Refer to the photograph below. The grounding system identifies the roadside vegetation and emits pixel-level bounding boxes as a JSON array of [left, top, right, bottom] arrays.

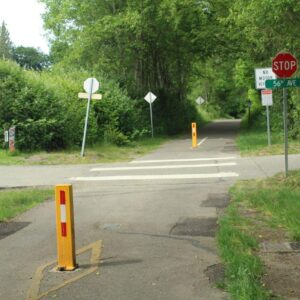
[[0, 188, 53, 221], [237, 117, 300, 156], [236, 81, 300, 156], [218, 170, 300, 299], [2, 2, 300, 159], [0, 137, 167, 165]]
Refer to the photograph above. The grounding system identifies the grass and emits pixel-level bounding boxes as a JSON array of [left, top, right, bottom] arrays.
[[0, 137, 168, 165], [217, 170, 300, 299], [0, 188, 53, 221], [236, 121, 300, 156]]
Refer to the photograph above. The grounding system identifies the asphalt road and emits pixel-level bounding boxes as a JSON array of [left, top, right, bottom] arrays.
[[1, 119, 300, 300]]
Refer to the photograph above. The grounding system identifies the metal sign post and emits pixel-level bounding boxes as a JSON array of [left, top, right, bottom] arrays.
[[266, 105, 271, 146], [283, 88, 288, 176], [261, 90, 273, 146], [81, 78, 100, 157], [144, 92, 157, 138], [267, 51, 298, 177]]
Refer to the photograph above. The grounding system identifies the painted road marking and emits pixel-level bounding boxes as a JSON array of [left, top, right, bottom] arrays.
[[90, 162, 237, 172], [70, 172, 239, 182], [198, 137, 208, 146], [27, 241, 102, 300], [131, 156, 237, 164]]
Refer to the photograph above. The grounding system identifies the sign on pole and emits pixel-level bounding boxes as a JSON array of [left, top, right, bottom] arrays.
[[144, 92, 157, 138], [196, 97, 205, 105], [261, 90, 273, 146], [78, 93, 102, 100], [84, 78, 99, 94], [272, 52, 297, 78], [271, 52, 298, 176], [261, 90, 273, 106], [265, 78, 300, 89], [8, 126, 16, 152], [4, 130, 8, 143], [255, 68, 276, 89], [81, 78, 100, 157]]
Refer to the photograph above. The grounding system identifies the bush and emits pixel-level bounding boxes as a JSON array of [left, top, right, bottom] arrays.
[[0, 61, 147, 151]]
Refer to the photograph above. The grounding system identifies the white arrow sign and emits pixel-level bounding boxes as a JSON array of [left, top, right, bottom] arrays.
[[84, 78, 99, 94], [144, 92, 157, 104]]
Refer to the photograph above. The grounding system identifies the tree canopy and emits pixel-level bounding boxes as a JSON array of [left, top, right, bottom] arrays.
[[0, 21, 13, 60]]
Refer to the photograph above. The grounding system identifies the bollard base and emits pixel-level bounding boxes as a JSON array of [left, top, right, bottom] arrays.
[[56, 264, 78, 272]]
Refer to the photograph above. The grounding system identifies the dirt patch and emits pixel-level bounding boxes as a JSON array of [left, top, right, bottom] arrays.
[[239, 207, 300, 299], [204, 263, 225, 286], [170, 217, 218, 237], [260, 252, 300, 299]]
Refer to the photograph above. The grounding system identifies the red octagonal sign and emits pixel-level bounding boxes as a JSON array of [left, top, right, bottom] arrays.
[[272, 52, 298, 78]]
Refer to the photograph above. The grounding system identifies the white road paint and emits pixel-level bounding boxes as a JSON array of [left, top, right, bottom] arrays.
[[70, 172, 239, 182], [131, 156, 237, 164], [198, 137, 208, 146], [90, 162, 236, 172]]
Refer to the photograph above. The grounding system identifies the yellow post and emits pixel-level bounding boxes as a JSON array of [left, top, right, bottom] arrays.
[[55, 184, 77, 271], [192, 122, 197, 148]]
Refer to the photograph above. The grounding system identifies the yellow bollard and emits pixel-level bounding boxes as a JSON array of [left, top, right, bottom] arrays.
[[55, 184, 77, 271], [191, 122, 197, 148]]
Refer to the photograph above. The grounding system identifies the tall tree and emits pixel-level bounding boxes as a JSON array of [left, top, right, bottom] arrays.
[[0, 21, 13, 60], [13, 46, 51, 70]]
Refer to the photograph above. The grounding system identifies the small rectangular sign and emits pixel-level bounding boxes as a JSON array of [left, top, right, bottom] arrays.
[[265, 78, 300, 89], [9, 126, 16, 152], [255, 68, 277, 90], [78, 93, 102, 100], [4, 131, 8, 142], [261, 90, 273, 106]]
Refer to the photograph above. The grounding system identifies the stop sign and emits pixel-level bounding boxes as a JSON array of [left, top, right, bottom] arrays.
[[272, 52, 298, 78]]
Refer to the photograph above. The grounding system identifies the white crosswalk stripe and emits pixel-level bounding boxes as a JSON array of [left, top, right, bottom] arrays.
[[70, 155, 239, 182], [130, 156, 237, 164], [90, 162, 236, 172], [70, 172, 239, 181]]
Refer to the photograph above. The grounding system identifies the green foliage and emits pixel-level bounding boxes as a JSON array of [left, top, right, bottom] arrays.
[[232, 172, 300, 240], [0, 21, 13, 60], [217, 205, 269, 299], [41, 0, 211, 133], [13, 46, 50, 70], [0, 61, 149, 151], [219, 171, 300, 298]]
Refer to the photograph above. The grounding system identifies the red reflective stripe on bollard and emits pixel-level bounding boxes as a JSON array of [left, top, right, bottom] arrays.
[[61, 223, 67, 237], [60, 191, 66, 205]]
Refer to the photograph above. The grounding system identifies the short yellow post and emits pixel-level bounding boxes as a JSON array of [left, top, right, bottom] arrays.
[[55, 184, 77, 271], [191, 122, 197, 148]]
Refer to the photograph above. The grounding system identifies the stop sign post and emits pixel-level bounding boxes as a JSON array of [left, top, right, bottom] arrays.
[[272, 52, 298, 176]]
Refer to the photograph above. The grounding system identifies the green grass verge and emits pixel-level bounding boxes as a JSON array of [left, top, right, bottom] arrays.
[[218, 170, 300, 299], [0, 137, 168, 165], [0, 188, 53, 221], [236, 120, 300, 156]]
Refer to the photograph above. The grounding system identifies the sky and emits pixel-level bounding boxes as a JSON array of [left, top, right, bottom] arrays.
[[0, 0, 49, 53]]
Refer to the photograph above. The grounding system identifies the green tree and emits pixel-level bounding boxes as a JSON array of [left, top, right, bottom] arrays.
[[41, 0, 218, 132], [0, 21, 13, 60], [13, 46, 51, 70]]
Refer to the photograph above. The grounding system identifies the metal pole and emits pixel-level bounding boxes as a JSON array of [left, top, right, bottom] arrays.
[[283, 88, 288, 176], [81, 79, 93, 157], [248, 106, 251, 125], [266, 105, 271, 146], [149, 94, 154, 138]]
